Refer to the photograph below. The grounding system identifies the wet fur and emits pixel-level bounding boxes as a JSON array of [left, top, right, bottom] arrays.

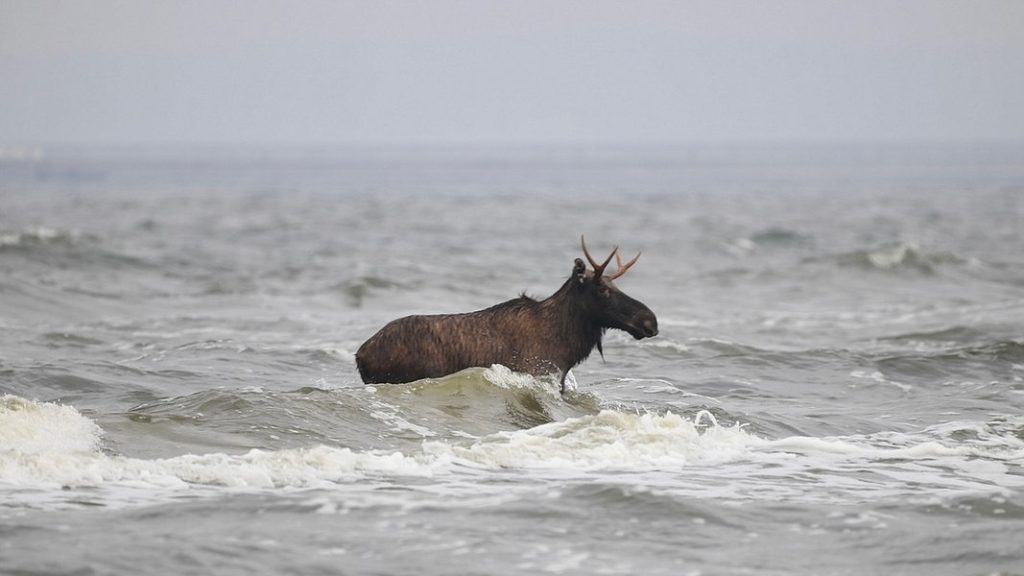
[[356, 279, 602, 388], [356, 254, 657, 392]]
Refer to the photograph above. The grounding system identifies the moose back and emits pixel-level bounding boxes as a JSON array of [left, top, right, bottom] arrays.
[[355, 238, 658, 393]]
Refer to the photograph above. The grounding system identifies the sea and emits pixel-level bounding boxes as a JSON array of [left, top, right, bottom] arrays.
[[1, 143, 1022, 575]]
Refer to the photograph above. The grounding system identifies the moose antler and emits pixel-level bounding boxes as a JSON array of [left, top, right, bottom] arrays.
[[580, 235, 616, 278], [607, 249, 641, 281]]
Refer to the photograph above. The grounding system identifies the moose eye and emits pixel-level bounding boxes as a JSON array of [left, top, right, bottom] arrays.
[[597, 285, 611, 297]]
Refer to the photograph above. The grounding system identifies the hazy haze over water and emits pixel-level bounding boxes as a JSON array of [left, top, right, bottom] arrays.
[[1, 1, 1023, 146]]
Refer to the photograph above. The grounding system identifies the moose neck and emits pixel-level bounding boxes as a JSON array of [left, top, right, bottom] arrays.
[[542, 278, 604, 368]]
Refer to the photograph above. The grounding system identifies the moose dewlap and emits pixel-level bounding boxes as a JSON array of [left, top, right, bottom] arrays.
[[355, 237, 658, 393]]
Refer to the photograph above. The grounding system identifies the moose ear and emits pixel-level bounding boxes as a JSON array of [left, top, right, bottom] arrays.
[[572, 258, 586, 284]]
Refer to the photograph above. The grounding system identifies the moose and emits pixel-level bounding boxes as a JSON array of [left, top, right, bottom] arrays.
[[355, 237, 658, 393]]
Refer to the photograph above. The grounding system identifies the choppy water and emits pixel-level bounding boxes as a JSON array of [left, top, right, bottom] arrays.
[[2, 144, 1023, 575]]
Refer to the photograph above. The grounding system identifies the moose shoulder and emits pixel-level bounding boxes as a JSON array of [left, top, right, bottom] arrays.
[[355, 237, 658, 393]]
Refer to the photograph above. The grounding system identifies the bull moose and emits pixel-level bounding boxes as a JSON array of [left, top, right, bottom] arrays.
[[355, 237, 658, 393]]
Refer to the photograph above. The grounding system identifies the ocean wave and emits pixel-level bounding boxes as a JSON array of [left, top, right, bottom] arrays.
[[684, 337, 767, 357], [125, 366, 597, 446], [872, 335, 1024, 382], [37, 331, 107, 348], [748, 226, 814, 248], [2, 440, 434, 491], [878, 325, 990, 346], [367, 365, 601, 434], [333, 275, 409, 307], [753, 420, 1024, 504], [125, 387, 384, 454], [430, 409, 755, 471], [0, 225, 152, 270], [5, 395, 1023, 512], [833, 242, 968, 274], [921, 338, 1024, 364], [0, 395, 103, 454], [1, 395, 758, 492], [927, 416, 1024, 453], [637, 337, 693, 358], [0, 226, 87, 249], [1, 394, 435, 491]]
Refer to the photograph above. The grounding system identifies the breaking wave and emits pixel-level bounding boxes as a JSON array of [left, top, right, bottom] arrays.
[[432, 410, 754, 470], [0, 225, 152, 271], [4, 394, 1022, 511], [1, 394, 762, 493], [0, 395, 103, 454], [834, 242, 968, 274], [121, 366, 601, 454], [1, 394, 433, 490], [0, 226, 86, 250], [880, 324, 1024, 361]]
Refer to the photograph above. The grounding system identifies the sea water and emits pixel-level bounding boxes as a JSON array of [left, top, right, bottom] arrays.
[[1, 144, 1023, 575]]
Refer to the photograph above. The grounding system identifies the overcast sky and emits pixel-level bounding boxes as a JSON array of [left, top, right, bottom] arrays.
[[1, 1, 1022, 146]]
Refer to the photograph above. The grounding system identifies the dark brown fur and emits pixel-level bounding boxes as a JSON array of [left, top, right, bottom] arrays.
[[356, 247, 658, 392]]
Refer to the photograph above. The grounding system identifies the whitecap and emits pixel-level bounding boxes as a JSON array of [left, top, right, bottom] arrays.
[[0, 226, 77, 248], [0, 394, 103, 454], [0, 395, 438, 493], [427, 409, 761, 471], [5, 395, 1024, 512], [483, 363, 565, 398]]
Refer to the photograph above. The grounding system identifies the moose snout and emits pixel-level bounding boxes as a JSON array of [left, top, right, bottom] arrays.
[[641, 315, 659, 338], [628, 309, 658, 339]]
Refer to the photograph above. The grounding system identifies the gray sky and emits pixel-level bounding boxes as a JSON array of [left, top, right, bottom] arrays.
[[2, 0, 1022, 146]]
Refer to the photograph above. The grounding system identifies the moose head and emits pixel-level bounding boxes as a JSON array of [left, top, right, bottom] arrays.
[[573, 236, 659, 341]]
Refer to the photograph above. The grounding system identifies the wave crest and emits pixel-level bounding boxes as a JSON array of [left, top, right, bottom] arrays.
[[2, 396, 757, 493], [433, 409, 759, 471], [5, 395, 1023, 513], [835, 242, 967, 274], [369, 365, 601, 433], [0, 394, 102, 454], [0, 226, 86, 250], [0, 226, 151, 272]]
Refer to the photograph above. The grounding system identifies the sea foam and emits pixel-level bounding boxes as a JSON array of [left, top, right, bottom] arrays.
[[430, 409, 759, 471], [0, 395, 435, 489], [4, 395, 1022, 509], [1, 396, 760, 492], [0, 394, 103, 454]]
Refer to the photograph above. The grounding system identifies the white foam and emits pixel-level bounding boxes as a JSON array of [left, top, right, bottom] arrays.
[[0, 395, 438, 490], [762, 420, 1024, 464], [483, 364, 564, 396], [428, 410, 760, 471], [1, 397, 760, 492], [368, 408, 436, 437], [0, 395, 103, 454], [763, 435, 969, 459], [4, 395, 1024, 511], [0, 226, 69, 247], [2, 442, 437, 490]]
